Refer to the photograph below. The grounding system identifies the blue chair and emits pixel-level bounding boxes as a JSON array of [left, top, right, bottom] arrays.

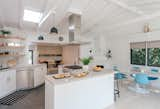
[[135, 73, 149, 85], [113, 66, 119, 72], [129, 73, 150, 94], [132, 66, 141, 72], [150, 68, 159, 74]]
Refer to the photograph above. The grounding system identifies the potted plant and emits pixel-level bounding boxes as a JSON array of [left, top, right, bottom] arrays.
[[80, 57, 93, 72], [0, 30, 11, 36]]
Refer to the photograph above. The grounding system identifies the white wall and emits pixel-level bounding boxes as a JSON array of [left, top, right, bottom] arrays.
[[83, 17, 160, 72], [108, 30, 160, 73], [1, 26, 69, 65], [3, 26, 68, 43], [82, 31, 112, 69]]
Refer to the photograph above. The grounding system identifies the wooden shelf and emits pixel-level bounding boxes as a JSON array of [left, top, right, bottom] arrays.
[[39, 54, 62, 56], [48, 67, 58, 72], [0, 54, 25, 57], [0, 46, 25, 49], [0, 35, 26, 40]]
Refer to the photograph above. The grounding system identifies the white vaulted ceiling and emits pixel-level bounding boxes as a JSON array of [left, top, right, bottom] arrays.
[[1, 0, 160, 34]]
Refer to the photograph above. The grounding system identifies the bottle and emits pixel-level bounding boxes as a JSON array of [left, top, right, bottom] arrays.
[[58, 65, 63, 74]]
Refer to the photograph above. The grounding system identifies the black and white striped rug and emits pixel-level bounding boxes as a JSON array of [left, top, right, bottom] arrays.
[[0, 90, 30, 105]]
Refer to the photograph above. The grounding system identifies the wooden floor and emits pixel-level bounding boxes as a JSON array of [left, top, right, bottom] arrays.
[[0, 83, 160, 109], [0, 86, 44, 109]]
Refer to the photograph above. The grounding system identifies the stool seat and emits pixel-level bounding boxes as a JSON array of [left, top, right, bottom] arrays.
[[115, 73, 127, 80], [114, 72, 127, 101]]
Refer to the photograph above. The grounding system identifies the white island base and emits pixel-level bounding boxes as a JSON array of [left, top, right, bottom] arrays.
[[45, 70, 114, 109]]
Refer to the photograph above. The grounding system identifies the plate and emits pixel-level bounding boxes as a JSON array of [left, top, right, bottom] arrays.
[[53, 73, 71, 79], [74, 72, 88, 78]]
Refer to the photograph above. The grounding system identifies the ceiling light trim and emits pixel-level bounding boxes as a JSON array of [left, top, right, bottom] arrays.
[[23, 9, 43, 23], [108, 0, 144, 15]]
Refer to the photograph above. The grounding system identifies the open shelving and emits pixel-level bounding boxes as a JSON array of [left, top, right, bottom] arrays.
[[0, 35, 26, 40], [0, 54, 25, 57], [0, 46, 25, 49]]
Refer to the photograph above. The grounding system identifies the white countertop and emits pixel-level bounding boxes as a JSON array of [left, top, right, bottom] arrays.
[[45, 69, 113, 85], [0, 68, 16, 73], [15, 64, 46, 69], [0, 64, 46, 72], [45, 69, 114, 109]]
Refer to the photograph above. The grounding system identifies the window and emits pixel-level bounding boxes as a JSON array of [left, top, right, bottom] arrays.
[[23, 9, 42, 23], [131, 48, 146, 65], [130, 42, 146, 65], [130, 41, 160, 67], [147, 41, 160, 67], [28, 50, 33, 64]]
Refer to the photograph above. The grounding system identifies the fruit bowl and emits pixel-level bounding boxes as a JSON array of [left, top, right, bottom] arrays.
[[93, 66, 103, 72]]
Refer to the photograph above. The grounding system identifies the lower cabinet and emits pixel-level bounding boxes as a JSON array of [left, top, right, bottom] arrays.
[[0, 64, 47, 98], [16, 64, 47, 90], [0, 69, 16, 99], [34, 65, 47, 87]]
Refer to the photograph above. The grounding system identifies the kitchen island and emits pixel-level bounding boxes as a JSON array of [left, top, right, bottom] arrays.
[[45, 70, 114, 109]]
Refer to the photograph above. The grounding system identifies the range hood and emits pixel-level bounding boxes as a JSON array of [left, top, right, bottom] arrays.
[[68, 14, 90, 45]]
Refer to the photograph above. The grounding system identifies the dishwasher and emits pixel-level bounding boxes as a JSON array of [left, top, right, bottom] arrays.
[[16, 67, 34, 91]]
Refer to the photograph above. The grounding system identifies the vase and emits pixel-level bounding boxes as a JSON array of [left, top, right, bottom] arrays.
[[83, 65, 89, 72]]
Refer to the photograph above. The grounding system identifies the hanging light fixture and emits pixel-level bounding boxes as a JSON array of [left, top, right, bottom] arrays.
[[50, 12, 58, 34], [50, 27, 58, 34]]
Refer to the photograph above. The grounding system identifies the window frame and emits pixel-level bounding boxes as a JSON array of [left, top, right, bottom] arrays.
[[130, 41, 160, 67], [147, 48, 160, 67], [28, 50, 33, 64]]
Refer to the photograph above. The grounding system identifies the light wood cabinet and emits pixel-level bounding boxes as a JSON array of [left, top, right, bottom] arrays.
[[62, 45, 80, 65]]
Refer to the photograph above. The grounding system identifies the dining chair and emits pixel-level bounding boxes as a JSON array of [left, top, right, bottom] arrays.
[[129, 73, 150, 94], [131, 66, 141, 72], [113, 66, 119, 72], [150, 68, 159, 74]]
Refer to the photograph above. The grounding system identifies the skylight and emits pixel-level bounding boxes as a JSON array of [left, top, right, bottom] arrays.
[[23, 9, 43, 23]]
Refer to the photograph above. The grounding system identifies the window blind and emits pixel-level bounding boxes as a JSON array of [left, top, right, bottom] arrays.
[[130, 42, 146, 49], [147, 40, 160, 48]]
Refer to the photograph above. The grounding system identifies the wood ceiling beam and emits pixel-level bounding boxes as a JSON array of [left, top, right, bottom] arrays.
[[108, 0, 144, 15], [38, 8, 56, 27], [18, 0, 23, 29], [0, 7, 5, 28], [0, 15, 4, 28], [103, 11, 160, 31]]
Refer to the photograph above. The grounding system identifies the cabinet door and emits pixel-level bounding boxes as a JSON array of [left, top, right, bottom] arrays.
[[0, 72, 5, 98], [0, 70, 16, 98], [4, 70, 16, 96], [16, 70, 29, 90], [34, 66, 44, 87]]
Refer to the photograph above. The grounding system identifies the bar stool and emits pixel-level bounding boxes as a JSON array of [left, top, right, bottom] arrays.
[[114, 72, 127, 101]]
